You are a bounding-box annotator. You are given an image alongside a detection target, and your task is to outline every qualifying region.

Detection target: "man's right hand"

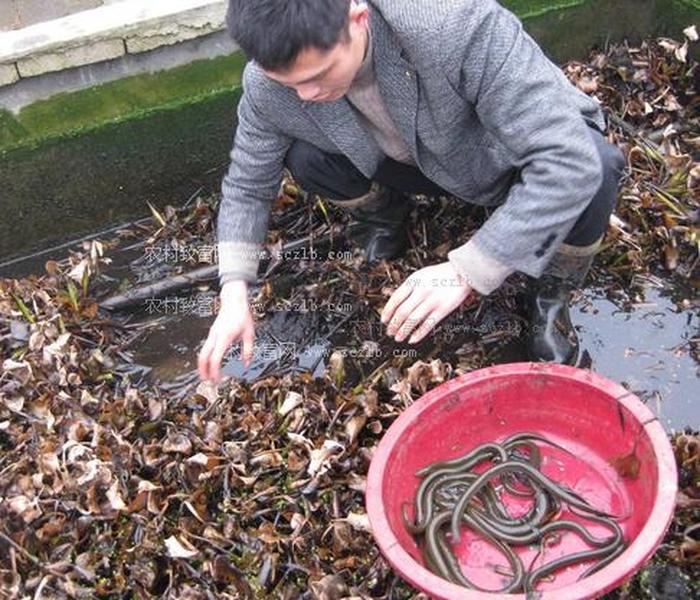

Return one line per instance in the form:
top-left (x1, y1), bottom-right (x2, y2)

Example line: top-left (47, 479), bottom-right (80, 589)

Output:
top-left (198, 280), bottom-right (256, 383)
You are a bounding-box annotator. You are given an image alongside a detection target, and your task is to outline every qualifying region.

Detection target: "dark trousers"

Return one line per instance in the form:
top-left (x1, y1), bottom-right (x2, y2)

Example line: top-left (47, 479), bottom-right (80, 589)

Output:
top-left (284, 120), bottom-right (625, 247)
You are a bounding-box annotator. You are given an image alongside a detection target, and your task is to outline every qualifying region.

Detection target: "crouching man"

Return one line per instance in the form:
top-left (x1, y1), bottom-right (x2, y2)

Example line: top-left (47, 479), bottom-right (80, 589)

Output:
top-left (198, 0), bottom-right (625, 382)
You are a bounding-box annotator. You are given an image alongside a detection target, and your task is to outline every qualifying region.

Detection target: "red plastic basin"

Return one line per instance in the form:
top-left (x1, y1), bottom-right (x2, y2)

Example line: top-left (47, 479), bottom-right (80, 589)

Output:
top-left (366, 362), bottom-right (677, 599)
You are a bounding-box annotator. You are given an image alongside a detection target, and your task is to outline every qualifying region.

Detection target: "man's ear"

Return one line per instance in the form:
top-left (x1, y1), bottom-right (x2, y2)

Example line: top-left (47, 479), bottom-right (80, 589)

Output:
top-left (348, 1), bottom-right (369, 28)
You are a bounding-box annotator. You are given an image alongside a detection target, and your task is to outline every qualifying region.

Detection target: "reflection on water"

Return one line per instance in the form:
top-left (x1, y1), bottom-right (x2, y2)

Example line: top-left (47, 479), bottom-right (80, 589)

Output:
top-left (127, 278), bottom-right (698, 432)
top-left (574, 285), bottom-right (699, 431)
top-left (132, 295), bottom-right (334, 384)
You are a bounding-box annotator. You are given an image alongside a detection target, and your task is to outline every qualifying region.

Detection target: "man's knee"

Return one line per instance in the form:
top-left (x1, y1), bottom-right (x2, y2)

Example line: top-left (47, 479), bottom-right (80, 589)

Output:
top-left (589, 131), bottom-right (625, 215)
top-left (565, 131), bottom-right (625, 246)
top-left (285, 140), bottom-right (324, 185)
top-left (284, 139), bottom-right (370, 200)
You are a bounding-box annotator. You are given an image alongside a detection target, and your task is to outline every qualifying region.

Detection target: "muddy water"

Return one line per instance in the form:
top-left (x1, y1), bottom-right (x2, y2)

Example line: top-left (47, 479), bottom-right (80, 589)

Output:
top-left (121, 270), bottom-right (698, 431)
top-left (133, 302), bottom-right (332, 384)
top-left (574, 285), bottom-right (698, 431)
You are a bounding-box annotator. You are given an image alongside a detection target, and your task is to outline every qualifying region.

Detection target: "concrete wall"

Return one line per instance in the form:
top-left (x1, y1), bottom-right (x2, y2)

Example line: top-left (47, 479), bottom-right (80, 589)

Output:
top-left (0, 0), bottom-right (229, 87)
top-left (0, 0), bottom-right (243, 268)
top-left (0, 0), bottom-right (103, 31)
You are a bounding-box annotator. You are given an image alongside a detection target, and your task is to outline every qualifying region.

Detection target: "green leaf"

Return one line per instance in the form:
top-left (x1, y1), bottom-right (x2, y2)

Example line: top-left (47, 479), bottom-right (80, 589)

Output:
top-left (67, 280), bottom-right (80, 312)
top-left (315, 197), bottom-right (331, 227)
top-left (11, 293), bottom-right (35, 324)
top-left (82, 265), bottom-right (90, 297)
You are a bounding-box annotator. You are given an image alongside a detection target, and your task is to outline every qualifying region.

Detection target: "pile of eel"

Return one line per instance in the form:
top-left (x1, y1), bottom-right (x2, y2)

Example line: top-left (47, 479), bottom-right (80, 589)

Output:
top-left (402, 432), bottom-right (627, 594)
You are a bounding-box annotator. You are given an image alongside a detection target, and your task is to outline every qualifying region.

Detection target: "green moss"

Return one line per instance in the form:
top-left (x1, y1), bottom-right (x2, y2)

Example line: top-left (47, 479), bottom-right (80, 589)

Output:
top-left (506, 0), bottom-right (700, 18)
top-left (0, 52), bottom-right (246, 153)
top-left (0, 87), bottom-right (242, 259)
top-left (524, 0), bottom-right (700, 64)
top-left (503, 0), bottom-right (587, 19)
top-left (0, 109), bottom-right (29, 147)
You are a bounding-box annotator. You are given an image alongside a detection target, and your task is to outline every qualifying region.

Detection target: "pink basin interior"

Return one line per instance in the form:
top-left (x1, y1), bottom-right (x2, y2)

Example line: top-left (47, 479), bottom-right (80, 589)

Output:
top-left (366, 362), bottom-right (677, 600)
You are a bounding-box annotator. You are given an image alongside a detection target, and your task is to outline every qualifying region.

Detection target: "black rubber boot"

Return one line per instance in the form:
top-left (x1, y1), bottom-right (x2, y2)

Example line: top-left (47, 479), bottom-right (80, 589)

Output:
top-left (525, 239), bottom-right (601, 366)
top-left (328, 183), bottom-right (412, 263)
top-left (526, 273), bottom-right (581, 365)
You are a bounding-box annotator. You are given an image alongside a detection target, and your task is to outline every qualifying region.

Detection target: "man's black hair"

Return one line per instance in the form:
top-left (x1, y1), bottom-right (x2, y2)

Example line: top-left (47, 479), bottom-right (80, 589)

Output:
top-left (226, 0), bottom-right (353, 72)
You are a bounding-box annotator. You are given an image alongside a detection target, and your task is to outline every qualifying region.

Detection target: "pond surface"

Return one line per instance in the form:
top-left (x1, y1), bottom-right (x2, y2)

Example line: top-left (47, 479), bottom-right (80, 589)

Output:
top-left (575, 285), bottom-right (698, 431)
top-left (124, 271), bottom-right (698, 432)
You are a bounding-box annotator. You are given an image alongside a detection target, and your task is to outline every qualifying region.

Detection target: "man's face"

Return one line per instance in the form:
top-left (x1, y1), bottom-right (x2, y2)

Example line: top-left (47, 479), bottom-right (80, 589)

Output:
top-left (263, 3), bottom-right (369, 103)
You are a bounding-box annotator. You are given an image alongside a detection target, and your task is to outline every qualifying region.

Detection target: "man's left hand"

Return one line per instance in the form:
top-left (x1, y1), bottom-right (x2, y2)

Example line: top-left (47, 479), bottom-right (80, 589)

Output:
top-left (380, 261), bottom-right (475, 344)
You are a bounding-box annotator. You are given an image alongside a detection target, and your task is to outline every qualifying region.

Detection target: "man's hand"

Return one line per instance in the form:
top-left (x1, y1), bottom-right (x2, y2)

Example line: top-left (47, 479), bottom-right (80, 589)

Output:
top-left (380, 261), bottom-right (474, 344)
top-left (198, 280), bottom-right (256, 383)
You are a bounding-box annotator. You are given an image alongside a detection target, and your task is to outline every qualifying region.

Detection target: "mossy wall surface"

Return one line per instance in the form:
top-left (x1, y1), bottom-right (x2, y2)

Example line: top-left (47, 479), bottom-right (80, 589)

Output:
top-left (1, 89), bottom-right (241, 260)
top-left (502, 0), bottom-right (587, 19)
top-left (0, 54), bottom-right (245, 261)
top-left (0, 0), bottom-right (698, 264)
top-left (0, 53), bottom-right (246, 153)
top-left (526, 0), bottom-right (700, 64)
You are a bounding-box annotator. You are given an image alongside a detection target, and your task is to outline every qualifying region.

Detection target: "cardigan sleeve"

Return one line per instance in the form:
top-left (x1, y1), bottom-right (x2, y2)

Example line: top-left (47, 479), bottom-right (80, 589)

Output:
top-left (217, 63), bottom-right (292, 287)
top-left (441, 0), bottom-right (603, 293)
